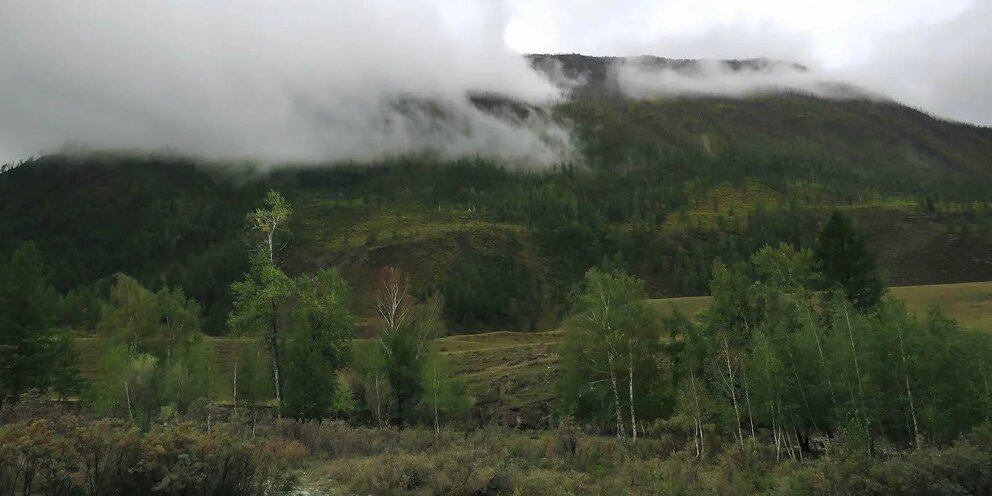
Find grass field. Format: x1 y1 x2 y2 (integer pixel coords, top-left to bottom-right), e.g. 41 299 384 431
890 281 992 331
72 280 992 422
644 280 992 331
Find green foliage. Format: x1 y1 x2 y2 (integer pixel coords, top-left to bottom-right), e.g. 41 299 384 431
558 268 667 436
380 320 429 424
91 274 211 427
815 209 886 310
356 341 392 427
51 330 83 401
655 242 992 452
282 269 353 420
438 236 544 331
0 157 257 334
3 145 989 334
247 190 292 263
229 253 297 338
231 192 360 419
58 278 109 329
228 251 295 406
369 282 468 427
419 349 473 429
0 242 75 400
234 344 273 407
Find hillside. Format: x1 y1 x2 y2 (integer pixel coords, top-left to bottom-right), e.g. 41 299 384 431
1 56 991 334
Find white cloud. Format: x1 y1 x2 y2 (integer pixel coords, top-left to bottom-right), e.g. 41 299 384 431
840 1 992 126
2 0 989 166
613 58 870 100
0 0 574 165
507 0 992 126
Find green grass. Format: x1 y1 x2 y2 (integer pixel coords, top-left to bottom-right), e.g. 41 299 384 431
644 280 992 331
646 295 712 319
891 281 992 331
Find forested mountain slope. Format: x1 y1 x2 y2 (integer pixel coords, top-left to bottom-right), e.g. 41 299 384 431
2 56 990 334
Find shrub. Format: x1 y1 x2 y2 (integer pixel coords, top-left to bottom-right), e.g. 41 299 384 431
0 416 301 496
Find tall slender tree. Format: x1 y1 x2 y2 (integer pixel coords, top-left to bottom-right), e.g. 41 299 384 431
230 191 295 410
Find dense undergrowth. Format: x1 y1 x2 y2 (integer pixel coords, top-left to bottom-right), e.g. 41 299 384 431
6 394 992 496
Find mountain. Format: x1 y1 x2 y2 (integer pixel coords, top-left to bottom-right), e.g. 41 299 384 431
2 55 990 334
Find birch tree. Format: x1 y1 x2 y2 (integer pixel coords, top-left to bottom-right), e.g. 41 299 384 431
94 275 210 427
229 191 295 411
558 268 664 441
247 190 292 264
665 308 715 458
229 251 295 411
370 269 461 425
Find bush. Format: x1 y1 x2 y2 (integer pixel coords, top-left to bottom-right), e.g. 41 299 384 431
0 416 301 496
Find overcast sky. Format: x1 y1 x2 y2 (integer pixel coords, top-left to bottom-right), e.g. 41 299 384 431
504 0 992 125
1 0 989 165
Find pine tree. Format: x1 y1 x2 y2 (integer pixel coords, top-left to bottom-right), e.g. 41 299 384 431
0 243 63 400
814 210 885 311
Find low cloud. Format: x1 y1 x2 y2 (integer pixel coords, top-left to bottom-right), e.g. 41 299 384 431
613 58 872 100
842 1 992 126
0 0 574 166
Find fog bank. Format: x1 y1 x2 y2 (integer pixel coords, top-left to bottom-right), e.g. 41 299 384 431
0 0 573 166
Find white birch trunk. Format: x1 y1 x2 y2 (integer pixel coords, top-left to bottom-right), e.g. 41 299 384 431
742 368 756 440
690 370 704 458
896 322 921 449
433 360 440 436
722 336 744 448
607 349 626 440
801 300 837 406
628 338 637 442
233 360 238 417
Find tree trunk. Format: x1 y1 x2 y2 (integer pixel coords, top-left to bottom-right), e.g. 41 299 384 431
787 344 818 432
606 350 626 440
801 300 837 406
690 370 704 458
722 336 744 448
742 368 756 440
374 375 384 428
124 380 133 421
896 322 921 449
843 302 866 401
772 410 780 461
267 229 275 263
433 361 440 436
628 338 637 442
270 300 282 413
233 361 239 417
